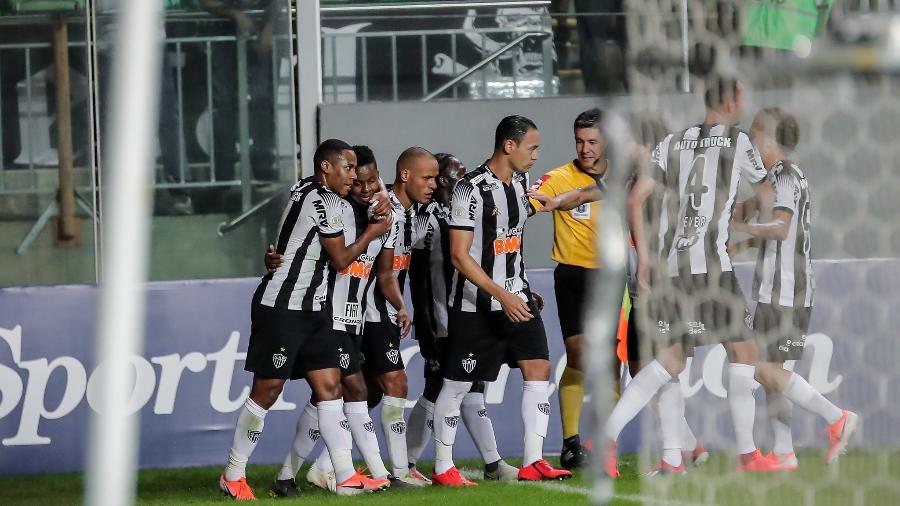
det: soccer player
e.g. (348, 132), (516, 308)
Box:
(527, 108), (610, 468)
(267, 145), (397, 496)
(358, 147), (439, 485)
(617, 76), (856, 476)
(219, 139), (393, 500)
(406, 153), (519, 481)
(431, 115), (572, 486)
(732, 107), (858, 468)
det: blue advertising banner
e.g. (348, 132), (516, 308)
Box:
(1, 260), (898, 474)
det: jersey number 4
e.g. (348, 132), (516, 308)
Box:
(686, 155), (710, 211)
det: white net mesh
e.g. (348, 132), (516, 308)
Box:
(590, 2), (900, 505)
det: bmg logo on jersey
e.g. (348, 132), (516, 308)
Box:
(493, 226), (523, 256)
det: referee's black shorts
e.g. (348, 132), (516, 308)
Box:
(443, 298), (549, 382)
(554, 263), (596, 340)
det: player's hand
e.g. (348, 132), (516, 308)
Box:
(498, 291), (533, 322)
(367, 212), (393, 236)
(530, 290), (544, 312)
(397, 309), (412, 338)
(526, 190), (561, 212)
(369, 194), (392, 220)
(731, 219), (749, 234)
(264, 244), (283, 273)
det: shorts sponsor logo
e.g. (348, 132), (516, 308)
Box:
(308, 428), (320, 441)
(339, 353), (350, 369)
(272, 353), (287, 369)
(340, 419), (351, 432)
(247, 430), (261, 443)
(444, 415), (459, 428)
(657, 321), (670, 334)
(687, 321), (706, 335)
(537, 402), (551, 416)
(428, 359), (441, 372)
(477, 409), (487, 418)
(363, 421), (375, 433)
(386, 349), (400, 365)
(461, 356), (476, 374)
(390, 421), (406, 434)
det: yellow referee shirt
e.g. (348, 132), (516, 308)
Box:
(529, 161), (602, 269)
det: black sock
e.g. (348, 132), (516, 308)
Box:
(484, 459), (500, 473)
(563, 435), (581, 449)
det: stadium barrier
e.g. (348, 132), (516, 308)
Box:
(1, 260), (897, 474)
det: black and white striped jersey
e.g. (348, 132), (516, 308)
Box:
(410, 201), (452, 337)
(652, 124), (768, 277)
(753, 160), (814, 308)
(448, 164), (531, 312)
(365, 191), (419, 325)
(254, 177), (345, 311)
(327, 198), (393, 334)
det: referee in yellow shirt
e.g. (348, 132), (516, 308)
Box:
(528, 108), (608, 469)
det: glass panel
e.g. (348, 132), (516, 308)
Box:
(94, 0), (297, 282)
(0, 5), (98, 286)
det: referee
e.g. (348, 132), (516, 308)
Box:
(528, 108), (608, 468)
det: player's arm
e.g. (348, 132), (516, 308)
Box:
(734, 168), (797, 241)
(449, 228), (532, 322)
(627, 173), (657, 290)
(320, 212), (393, 271)
(528, 184), (604, 212)
(374, 248), (412, 337)
(732, 196), (760, 224)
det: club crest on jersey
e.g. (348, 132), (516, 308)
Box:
(364, 421), (376, 433)
(444, 415), (459, 428)
(308, 428), (320, 441)
(247, 430), (261, 443)
(339, 353), (350, 369)
(272, 353), (287, 369)
(461, 355), (477, 374)
(538, 403), (551, 415)
(340, 419), (351, 432)
(390, 421), (406, 434)
(386, 349), (400, 365)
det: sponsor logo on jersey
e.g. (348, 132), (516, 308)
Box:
(392, 254), (411, 271)
(390, 421), (406, 434)
(674, 136), (732, 151)
(247, 430), (261, 443)
(674, 233), (700, 251)
(272, 353), (287, 369)
(493, 235), (522, 255)
(338, 261), (373, 279)
(538, 402), (551, 416)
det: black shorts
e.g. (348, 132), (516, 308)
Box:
(554, 263), (595, 339)
(417, 328), (446, 384)
(444, 301), (550, 382)
(246, 303), (346, 379)
(361, 321), (405, 376)
(641, 271), (751, 352)
(626, 303), (640, 364)
(753, 302), (811, 362)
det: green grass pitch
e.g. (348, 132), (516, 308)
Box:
(2, 452), (898, 505)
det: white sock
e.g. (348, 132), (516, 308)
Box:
(313, 448), (333, 472)
(407, 397), (434, 466)
(657, 381), (684, 467)
(461, 392), (502, 464)
(346, 401), (390, 479)
(277, 402), (319, 481)
(682, 416), (698, 453)
(433, 379), (472, 474)
(224, 398), (268, 481)
(381, 396), (409, 477)
(767, 390), (794, 454)
(782, 372), (842, 425)
(727, 363), (758, 455)
(604, 360), (671, 441)
(317, 399), (355, 483)
(521, 381), (550, 466)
